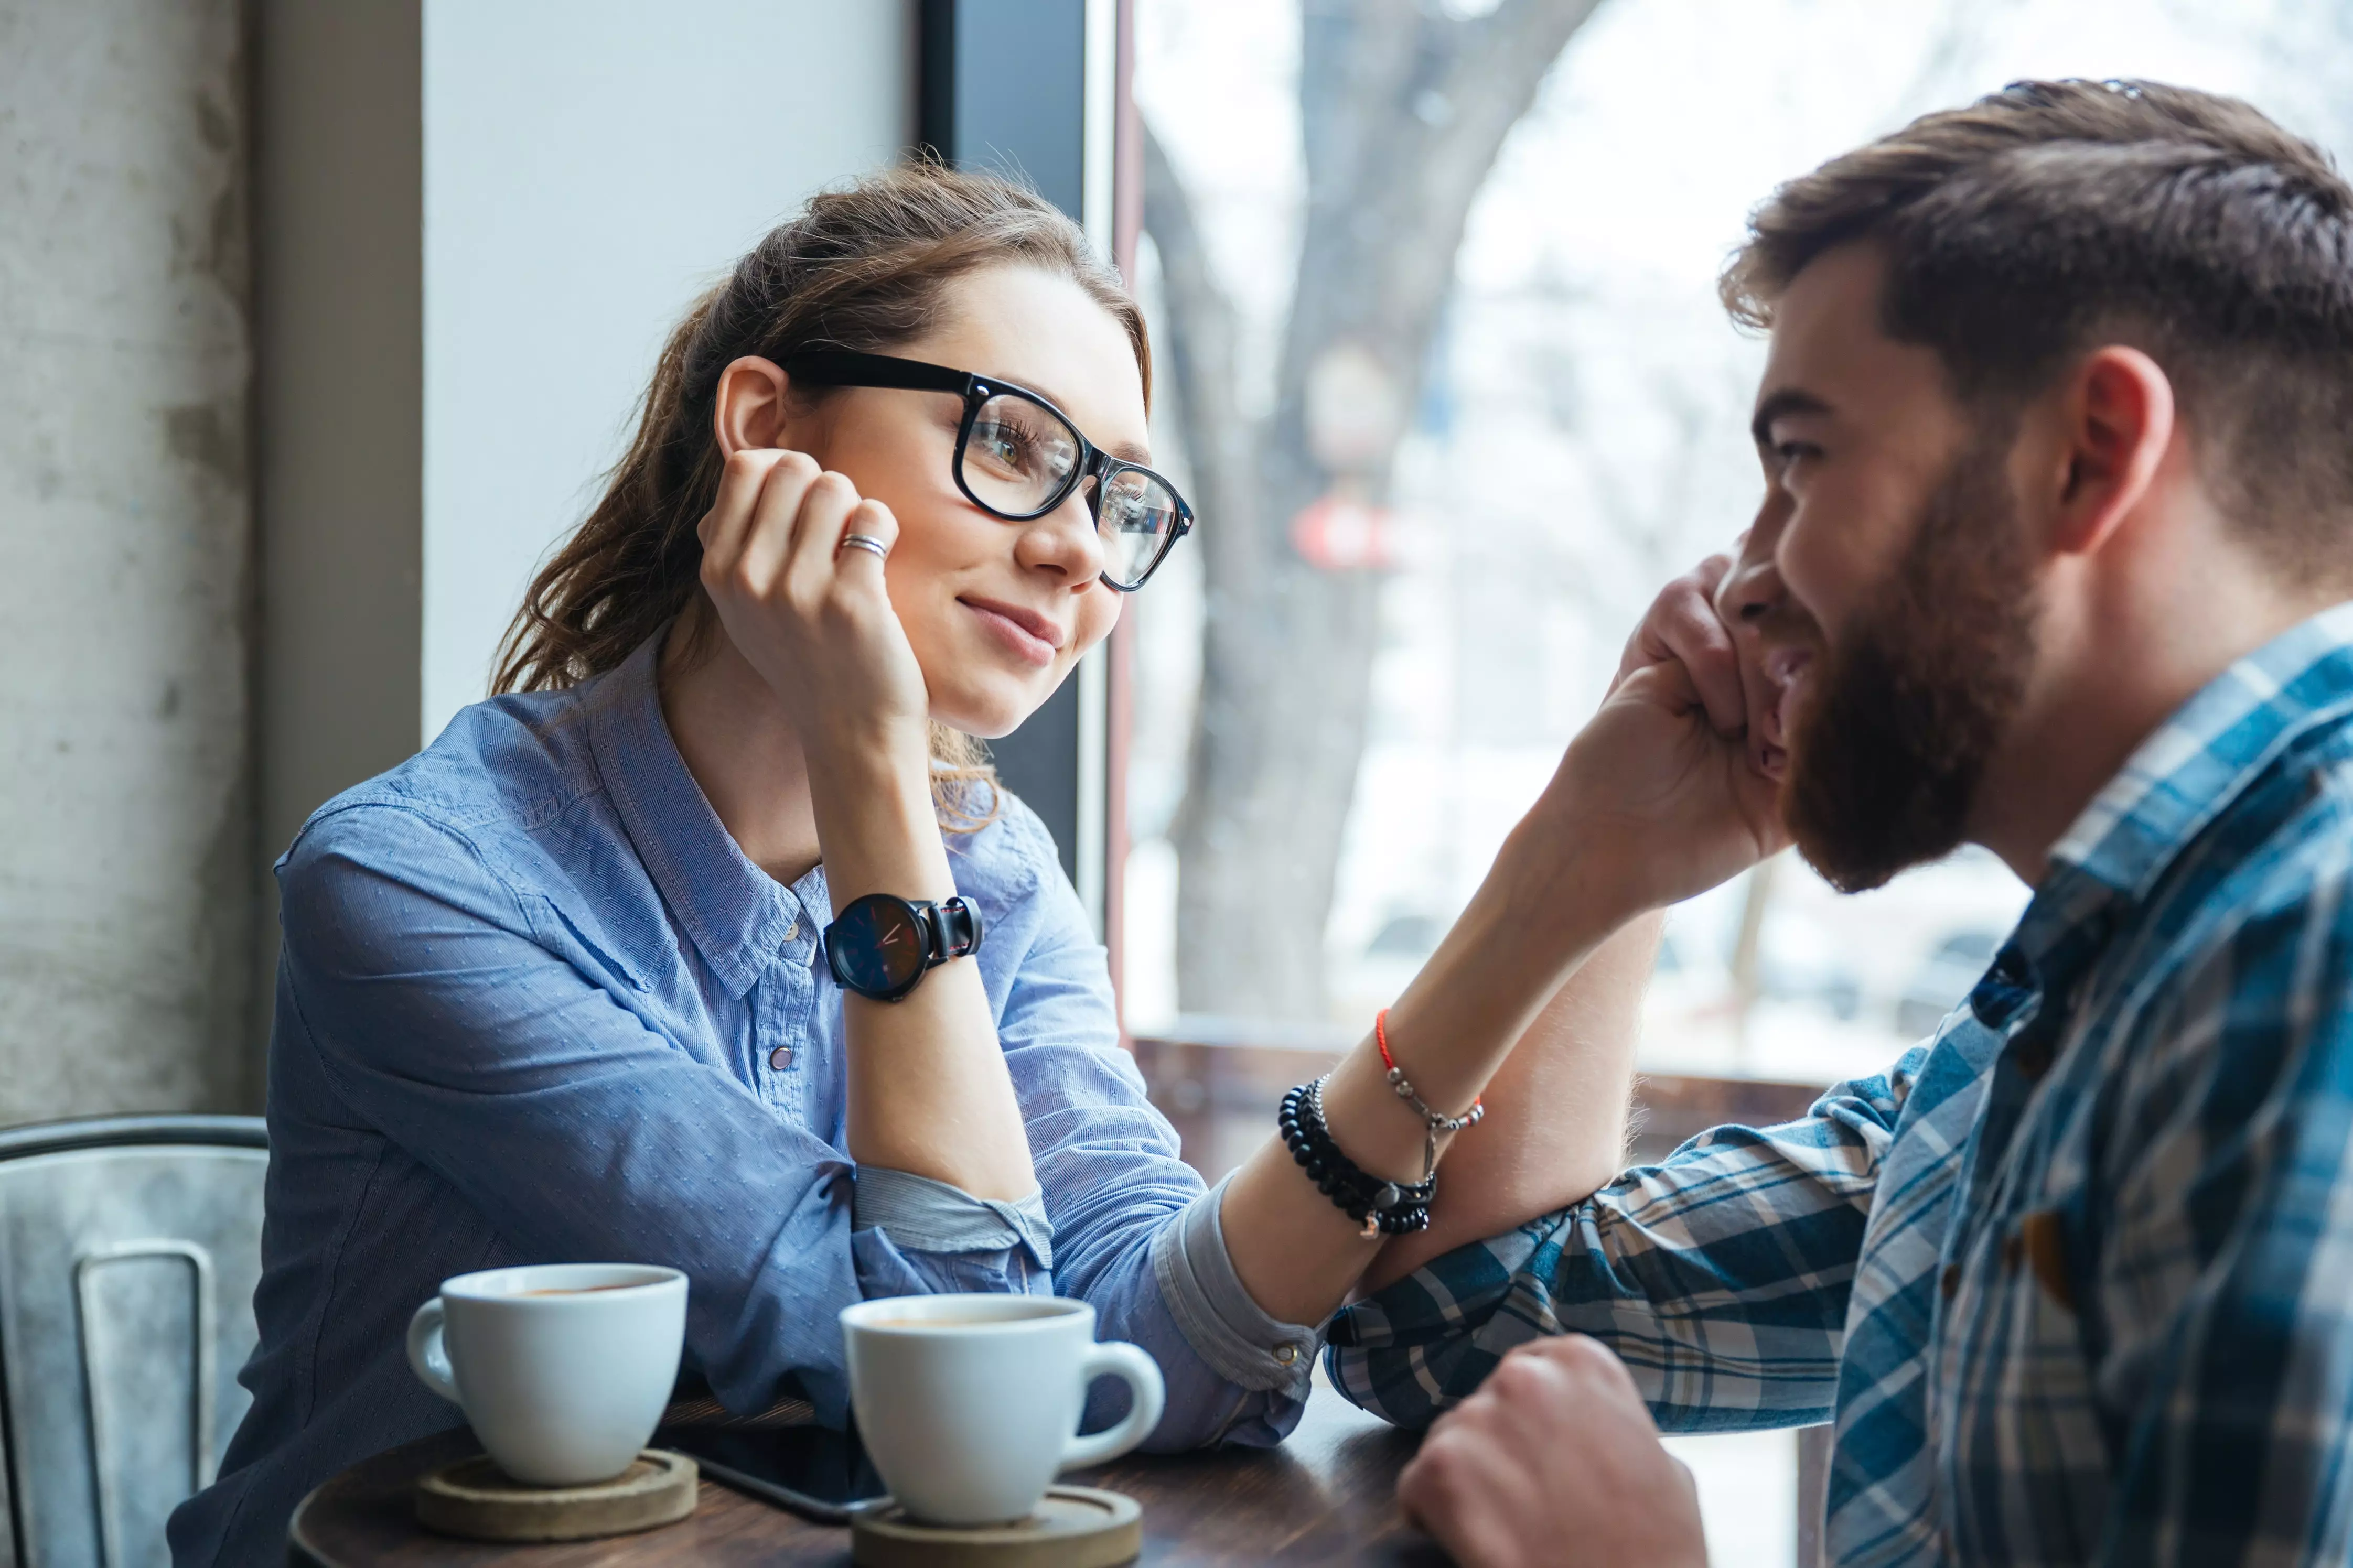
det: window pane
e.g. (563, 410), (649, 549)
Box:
(1125, 0), (2350, 1064)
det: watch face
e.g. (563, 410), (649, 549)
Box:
(831, 894), (927, 997)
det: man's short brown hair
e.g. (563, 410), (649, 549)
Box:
(1723, 79), (2353, 571)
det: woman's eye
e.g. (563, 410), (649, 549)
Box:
(974, 421), (1032, 470)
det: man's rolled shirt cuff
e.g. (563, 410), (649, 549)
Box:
(1152, 1173), (1321, 1398)
(852, 1165), (1056, 1269)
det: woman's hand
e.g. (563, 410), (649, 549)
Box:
(697, 448), (930, 771)
(1529, 553), (1789, 917)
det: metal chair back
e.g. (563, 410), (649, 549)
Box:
(0, 1117), (267, 1568)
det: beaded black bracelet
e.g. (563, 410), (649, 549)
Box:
(1279, 1077), (1435, 1238)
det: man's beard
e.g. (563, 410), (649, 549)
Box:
(1782, 432), (2040, 893)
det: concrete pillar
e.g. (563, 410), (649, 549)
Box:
(0, 1), (256, 1120)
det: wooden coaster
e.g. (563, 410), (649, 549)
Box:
(414, 1449), (697, 1542)
(851, 1485), (1142, 1567)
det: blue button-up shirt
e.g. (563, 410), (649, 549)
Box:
(1331, 606), (2353, 1565)
(170, 632), (1315, 1567)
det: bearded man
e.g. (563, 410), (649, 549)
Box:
(1321, 80), (2353, 1566)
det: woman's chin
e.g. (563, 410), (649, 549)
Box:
(929, 681), (1048, 742)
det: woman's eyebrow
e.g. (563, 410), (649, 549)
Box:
(995, 370), (1148, 461)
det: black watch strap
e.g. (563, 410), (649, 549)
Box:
(824, 893), (986, 1003)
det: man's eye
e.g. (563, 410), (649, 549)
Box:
(1775, 441), (1819, 471)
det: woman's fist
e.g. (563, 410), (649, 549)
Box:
(697, 449), (931, 766)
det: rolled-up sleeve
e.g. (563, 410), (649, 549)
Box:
(850, 1167), (1056, 1297)
(853, 1167), (1055, 1263)
(1152, 1176), (1320, 1401)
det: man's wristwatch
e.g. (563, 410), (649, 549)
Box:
(823, 893), (986, 1003)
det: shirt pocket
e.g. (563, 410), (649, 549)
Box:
(1951, 1197), (2111, 1560)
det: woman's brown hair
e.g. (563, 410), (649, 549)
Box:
(495, 161), (1150, 825)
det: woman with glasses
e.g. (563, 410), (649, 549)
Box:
(170, 163), (1273, 1566)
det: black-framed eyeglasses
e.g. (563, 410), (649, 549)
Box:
(782, 350), (1194, 592)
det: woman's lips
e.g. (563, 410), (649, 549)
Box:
(960, 597), (1063, 669)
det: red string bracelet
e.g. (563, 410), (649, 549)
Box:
(1376, 1008), (1482, 1124)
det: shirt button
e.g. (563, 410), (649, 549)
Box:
(784, 921), (800, 942)
(768, 1045), (794, 1071)
(1275, 1344), (1297, 1365)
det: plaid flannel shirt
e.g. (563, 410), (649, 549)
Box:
(1329, 605), (2353, 1566)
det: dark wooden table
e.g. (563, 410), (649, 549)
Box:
(289, 1386), (1445, 1566)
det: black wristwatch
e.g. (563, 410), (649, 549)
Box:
(823, 893), (986, 1003)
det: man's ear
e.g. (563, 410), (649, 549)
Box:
(712, 355), (797, 457)
(2049, 345), (2175, 557)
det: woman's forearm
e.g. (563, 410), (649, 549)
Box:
(1361, 913), (1659, 1293)
(812, 736), (1036, 1202)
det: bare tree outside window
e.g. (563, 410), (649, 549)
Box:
(1144, 0), (1609, 1023)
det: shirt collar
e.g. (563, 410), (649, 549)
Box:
(582, 627), (820, 998)
(2046, 600), (2353, 901)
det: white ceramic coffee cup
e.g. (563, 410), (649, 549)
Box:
(406, 1262), (686, 1486)
(841, 1294), (1166, 1526)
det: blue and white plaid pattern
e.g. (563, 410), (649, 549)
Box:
(1329, 605), (2353, 1565)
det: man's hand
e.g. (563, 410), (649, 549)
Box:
(1399, 1337), (1707, 1568)
(1529, 555), (1790, 917)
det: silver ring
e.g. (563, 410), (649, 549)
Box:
(839, 532), (890, 561)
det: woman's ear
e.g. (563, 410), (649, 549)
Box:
(711, 355), (797, 457)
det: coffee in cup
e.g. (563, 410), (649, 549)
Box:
(841, 1294), (1166, 1526)
(406, 1263), (686, 1486)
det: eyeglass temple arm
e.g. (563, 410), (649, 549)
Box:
(779, 351), (973, 395)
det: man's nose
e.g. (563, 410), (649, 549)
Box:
(1714, 530), (1786, 633)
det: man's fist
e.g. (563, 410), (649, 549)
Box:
(1398, 1336), (1708, 1568)
(1528, 555), (1789, 918)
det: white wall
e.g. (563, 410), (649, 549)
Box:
(421, 0), (917, 740)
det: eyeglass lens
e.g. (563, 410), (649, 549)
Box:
(963, 392), (1182, 588)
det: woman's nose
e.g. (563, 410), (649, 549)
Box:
(1016, 483), (1109, 588)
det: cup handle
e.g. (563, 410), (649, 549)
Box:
(406, 1298), (461, 1405)
(1057, 1340), (1167, 1472)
